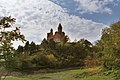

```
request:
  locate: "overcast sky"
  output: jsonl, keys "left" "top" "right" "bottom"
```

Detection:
{"left": 0, "top": 0, "right": 120, "bottom": 47}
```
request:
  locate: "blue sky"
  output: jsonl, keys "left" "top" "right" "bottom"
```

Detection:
{"left": 51, "top": 0, "right": 120, "bottom": 24}
{"left": 0, "top": 0, "right": 120, "bottom": 47}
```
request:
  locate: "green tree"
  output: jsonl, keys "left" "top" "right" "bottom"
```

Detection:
{"left": 98, "top": 21, "right": 120, "bottom": 70}
{"left": 29, "top": 41, "right": 38, "bottom": 55}
{"left": 0, "top": 16, "right": 25, "bottom": 80}
{"left": 17, "top": 45, "right": 24, "bottom": 53}
{"left": 24, "top": 41, "right": 30, "bottom": 51}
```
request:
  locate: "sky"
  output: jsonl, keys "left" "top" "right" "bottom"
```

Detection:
{"left": 0, "top": 0, "right": 120, "bottom": 47}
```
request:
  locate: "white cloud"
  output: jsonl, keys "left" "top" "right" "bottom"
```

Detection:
{"left": 74, "top": 0, "right": 115, "bottom": 14}
{"left": 0, "top": 0, "right": 107, "bottom": 48}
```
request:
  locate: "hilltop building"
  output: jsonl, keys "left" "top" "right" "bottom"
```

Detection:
{"left": 47, "top": 23, "right": 68, "bottom": 43}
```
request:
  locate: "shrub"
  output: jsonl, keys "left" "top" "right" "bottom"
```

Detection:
{"left": 113, "top": 59, "right": 120, "bottom": 70}
{"left": 33, "top": 53, "right": 59, "bottom": 68}
{"left": 102, "top": 58, "right": 114, "bottom": 70}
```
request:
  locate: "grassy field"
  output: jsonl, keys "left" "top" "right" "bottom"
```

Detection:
{"left": 5, "top": 67, "right": 116, "bottom": 80}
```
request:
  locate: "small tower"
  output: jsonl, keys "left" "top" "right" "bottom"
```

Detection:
{"left": 58, "top": 23, "right": 62, "bottom": 33}
{"left": 50, "top": 28, "right": 53, "bottom": 35}
{"left": 47, "top": 28, "right": 53, "bottom": 41}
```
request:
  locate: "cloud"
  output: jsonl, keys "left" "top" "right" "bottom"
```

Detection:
{"left": 74, "top": 0, "right": 115, "bottom": 14}
{"left": 0, "top": 0, "right": 107, "bottom": 48}
{"left": 50, "top": 0, "right": 119, "bottom": 14}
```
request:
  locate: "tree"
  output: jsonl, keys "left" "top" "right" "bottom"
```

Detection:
{"left": 0, "top": 16, "right": 25, "bottom": 80}
{"left": 97, "top": 21, "right": 120, "bottom": 70}
{"left": 16, "top": 45, "right": 24, "bottom": 53}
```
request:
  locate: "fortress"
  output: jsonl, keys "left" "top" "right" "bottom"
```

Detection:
{"left": 47, "top": 23, "right": 68, "bottom": 43}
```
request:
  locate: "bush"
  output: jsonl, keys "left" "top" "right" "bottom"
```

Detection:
{"left": 102, "top": 58, "right": 114, "bottom": 70}
{"left": 113, "top": 59, "right": 120, "bottom": 70}
{"left": 4, "top": 57, "right": 22, "bottom": 71}
{"left": 33, "top": 53, "right": 59, "bottom": 68}
{"left": 114, "top": 70, "right": 120, "bottom": 80}
{"left": 102, "top": 55, "right": 120, "bottom": 70}
{"left": 84, "top": 56, "right": 100, "bottom": 68}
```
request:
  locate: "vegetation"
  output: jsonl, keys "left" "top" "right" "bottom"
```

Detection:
{"left": 4, "top": 67, "right": 116, "bottom": 80}
{"left": 11, "top": 38, "right": 98, "bottom": 71}
{"left": 0, "top": 16, "right": 25, "bottom": 80}
{"left": 100, "top": 21, "right": 120, "bottom": 70}
{"left": 0, "top": 16, "right": 120, "bottom": 80}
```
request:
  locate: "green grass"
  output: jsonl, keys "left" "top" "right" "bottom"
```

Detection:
{"left": 5, "top": 67, "right": 116, "bottom": 80}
